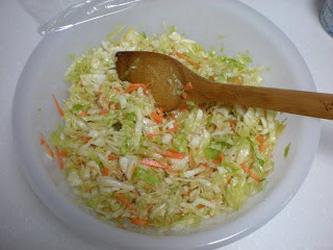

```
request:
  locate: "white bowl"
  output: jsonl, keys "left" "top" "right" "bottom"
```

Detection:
{"left": 12, "top": 0, "right": 320, "bottom": 249}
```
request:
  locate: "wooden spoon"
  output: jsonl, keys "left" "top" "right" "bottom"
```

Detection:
{"left": 115, "top": 51, "right": 333, "bottom": 119}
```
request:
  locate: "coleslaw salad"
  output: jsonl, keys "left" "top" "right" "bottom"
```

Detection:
{"left": 41, "top": 27, "right": 285, "bottom": 233}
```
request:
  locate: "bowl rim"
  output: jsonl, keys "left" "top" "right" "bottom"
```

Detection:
{"left": 12, "top": 0, "right": 320, "bottom": 249}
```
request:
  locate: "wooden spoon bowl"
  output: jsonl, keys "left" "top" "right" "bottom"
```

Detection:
{"left": 116, "top": 51, "right": 333, "bottom": 119}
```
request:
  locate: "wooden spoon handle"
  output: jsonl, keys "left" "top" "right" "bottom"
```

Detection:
{"left": 189, "top": 82, "right": 333, "bottom": 119}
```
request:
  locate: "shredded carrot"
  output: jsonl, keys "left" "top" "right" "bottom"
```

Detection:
{"left": 258, "top": 143, "right": 266, "bottom": 153}
{"left": 175, "top": 52, "right": 201, "bottom": 68}
{"left": 126, "top": 83, "right": 147, "bottom": 93}
{"left": 184, "top": 82, "right": 193, "bottom": 91}
{"left": 201, "top": 163, "right": 210, "bottom": 169}
{"left": 150, "top": 108, "right": 164, "bottom": 124}
{"left": 228, "top": 119, "right": 237, "bottom": 131}
{"left": 54, "top": 147, "right": 65, "bottom": 169}
{"left": 255, "top": 135, "right": 266, "bottom": 144}
{"left": 160, "top": 149, "right": 185, "bottom": 159}
{"left": 57, "top": 149, "right": 68, "bottom": 158}
{"left": 114, "top": 193, "right": 133, "bottom": 208}
{"left": 39, "top": 133, "right": 54, "bottom": 158}
{"left": 101, "top": 167, "right": 110, "bottom": 176}
{"left": 227, "top": 175, "right": 232, "bottom": 184}
{"left": 80, "top": 135, "right": 91, "bottom": 143}
{"left": 212, "top": 153, "right": 224, "bottom": 164}
{"left": 212, "top": 159, "right": 220, "bottom": 165}
{"left": 99, "top": 108, "right": 109, "bottom": 116}
{"left": 240, "top": 163, "right": 262, "bottom": 182}
{"left": 108, "top": 153, "right": 119, "bottom": 161}
{"left": 78, "top": 111, "right": 88, "bottom": 117}
{"left": 256, "top": 135, "right": 266, "bottom": 152}
{"left": 196, "top": 204, "right": 205, "bottom": 209}
{"left": 131, "top": 217, "right": 149, "bottom": 226}
{"left": 52, "top": 94, "right": 64, "bottom": 117}
{"left": 140, "top": 158, "right": 171, "bottom": 170}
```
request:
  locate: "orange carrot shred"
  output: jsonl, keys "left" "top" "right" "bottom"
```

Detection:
{"left": 201, "top": 163, "right": 210, "bottom": 169}
{"left": 99, "top": 107, "right": 109, "bottom": 116}
{"left": 57, "top": 149, "right": 68, "bottom": 158}
{"left": 54, "top": 147, "right": 64, "bottom": 169}
{"left": 256, "top": 135, "right": 266, "bottom": 152}
{"left": 131, "top": 217, "right": 149, "bottom": 226}
{"left": 240, "top": 163, "right": 262, "bottom": 182}
{"left": 108, "top": 153, "right": 119, "bottom": 161}
{"left": 255, "top": 135, "right": 266, "bottom": 144}
{"left": 160, "top": 150, "right": 185, "bottom": 159}
{"left": 212, "top": 159, "right": 221, "bottom": 165}
{"left": 80, "top": 135, "right": 91, "bottom": 143}
{"left": 39, "top": 134, "right": 45, "bottom": 144}
{"left": 126, "top": 83, "right": 147, "bottom": 93}
{"left": 150, "top": 112, "right": 162, "bottom": 123}
{"left": 114, "top": 193, "right": 133, "bottom": 209}
{"left": 150, "top": 109, "right": 164, "bottom": 124}
{"left": 228, "top": 119, "right": 237, "bottom": 131}
{"left": 52, "top": 94, "right": 64, "bottom": 117}
{"left": 78, "top": 111, "right": 88, "bottom": 117}
{"left": 140, "top": 158, "right": 171, "bottom": 170}
{"left": 39, "top": 133, "right": 54, "bottom": 158}
{"left": 101, "top": 167, "right": 110, "bottom": 176}
{"left": 259, "top": 143, "right": 266, "bottom": 153}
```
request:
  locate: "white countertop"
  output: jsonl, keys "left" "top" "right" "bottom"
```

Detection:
{"left": 1, "top": 0, "right": 333, "bottom": 249}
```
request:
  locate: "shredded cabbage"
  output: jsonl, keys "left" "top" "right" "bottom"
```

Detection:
{"left": 46, "top": 27, "right": 285, "bottom": 233}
